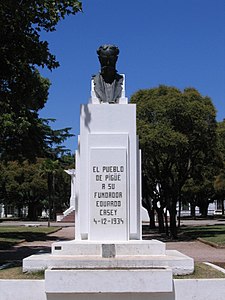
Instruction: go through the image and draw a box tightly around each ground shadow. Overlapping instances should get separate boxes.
[0,233,72,269]
[0,245,51,269]
[142,224,225,243]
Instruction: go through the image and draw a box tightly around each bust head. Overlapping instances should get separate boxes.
[93,44,123,103]
[97,44,119,73]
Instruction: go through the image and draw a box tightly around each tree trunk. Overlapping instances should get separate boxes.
[169,203,177,239]
[47,173,53,227]
[48,193,51,227]
[200,201,209,217]
[52,173,56,221]
[149,208,156,229]
[156,207,164,233]
[4,208,7,218]
[164,209,169,236]
[142,195,155,229]
[178,197,181,228]
[190,202,196,218]
[27,202,38,221]
[17,206,22,218]
[222,199,224,216]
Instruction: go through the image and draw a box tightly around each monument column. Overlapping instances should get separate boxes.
[75,45,141,241]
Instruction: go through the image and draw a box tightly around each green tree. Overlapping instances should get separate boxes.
[214,120,225,215]
[0,0,82,161]
[131,85,217,238]
[0,155,73,220]
[0,159,47,219]
[214,172,225,215]
[39,118,74,160]
[182,161,219,219]
[40,159,60,226]
[39,154,75,225]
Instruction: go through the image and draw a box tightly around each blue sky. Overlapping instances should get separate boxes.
[40,0,225,152]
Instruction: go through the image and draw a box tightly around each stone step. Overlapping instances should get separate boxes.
[45,267,173,293]
[51,240,166,256]
[23,249,194,275]
[59,210,75,223]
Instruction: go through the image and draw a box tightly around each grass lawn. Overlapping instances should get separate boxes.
[0,266,45,279]
[0,226,61,250]
[181,224,225,246]
[174,262,225,279]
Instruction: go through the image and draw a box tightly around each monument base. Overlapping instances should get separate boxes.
[23,239,194,275]
[23,239,193,298]
[45,267,173,294]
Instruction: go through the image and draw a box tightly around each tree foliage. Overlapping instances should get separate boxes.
[0,155,73,220]
[214,120,225,214]
[0,159,47,219]
[131,85,218,238]
[0,0,82,161]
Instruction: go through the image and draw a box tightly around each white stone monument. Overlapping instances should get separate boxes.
[23,44,194,299]
[75,80,141,241]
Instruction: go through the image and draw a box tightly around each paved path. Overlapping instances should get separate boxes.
[167,218,225,263]
[1,221,225,265]
[166,240,225,263]
[28,226,225,263]
[17,226,75,248]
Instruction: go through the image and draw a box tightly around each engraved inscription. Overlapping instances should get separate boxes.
[90,149,127,240]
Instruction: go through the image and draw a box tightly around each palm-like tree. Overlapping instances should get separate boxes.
[40,159,60,226]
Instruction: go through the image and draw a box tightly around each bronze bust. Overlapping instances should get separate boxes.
[93,44,123,103]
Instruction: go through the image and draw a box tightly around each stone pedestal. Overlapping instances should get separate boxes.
[75,103,141,241]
